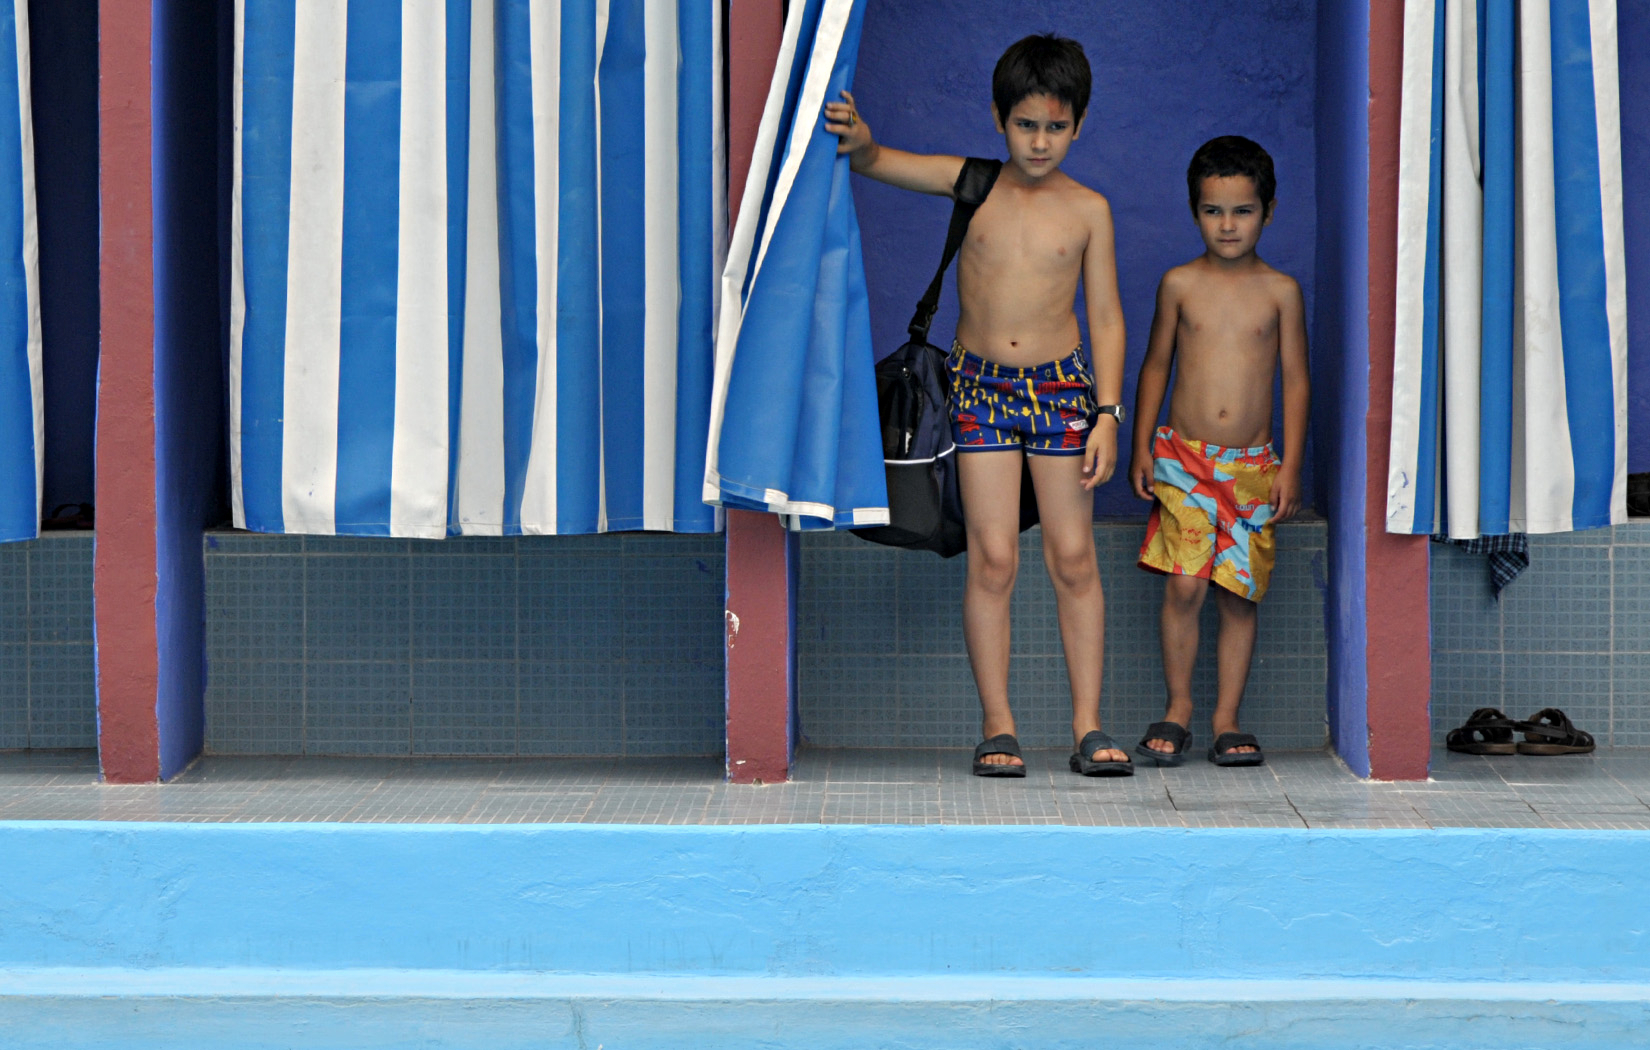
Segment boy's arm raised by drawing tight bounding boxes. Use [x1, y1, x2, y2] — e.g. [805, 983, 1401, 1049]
[1129, 274, 1179, 501]
[1080, 195, 1126, 491]
[824, 92, 964, 196]
[1271, 277, 1310, 522]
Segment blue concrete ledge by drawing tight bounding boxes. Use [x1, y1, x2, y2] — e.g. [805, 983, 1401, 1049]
[3, 823, 1647, 1046]
[3, 971, 1648, 1049]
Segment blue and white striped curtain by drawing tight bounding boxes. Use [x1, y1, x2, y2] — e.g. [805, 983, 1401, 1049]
[232, 0, 722, 536]
[704, 0, 887, 529]
[0, 0, 38, 545]
[1387, 0, 1627, 538]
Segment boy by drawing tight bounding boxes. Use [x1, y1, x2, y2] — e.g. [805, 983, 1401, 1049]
[1129, 136, 1309, 767]
[825, 35, 1132, 777]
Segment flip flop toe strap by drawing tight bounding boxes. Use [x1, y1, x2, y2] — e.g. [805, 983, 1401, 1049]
[1077, 730, 1122, 759]
[974, 733, 1022, 760]
[1212, 732, 1259, 755]
[1140, 721, 1190, 753]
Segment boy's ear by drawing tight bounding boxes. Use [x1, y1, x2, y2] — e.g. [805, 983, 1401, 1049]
[1263, 199, 1277, 225]
[992, 104, 1003, 134]
[1072, 113, 1084, 139]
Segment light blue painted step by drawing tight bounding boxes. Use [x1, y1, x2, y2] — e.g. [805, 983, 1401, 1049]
[4, 971, 1649, 1049]
[3, 823, 1648, 1046]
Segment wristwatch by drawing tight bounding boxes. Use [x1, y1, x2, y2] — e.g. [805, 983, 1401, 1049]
[1095, 404, 1126, 425]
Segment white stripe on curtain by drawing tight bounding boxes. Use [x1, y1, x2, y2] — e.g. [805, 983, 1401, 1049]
[0, 0, 40, 544]
[1387, 0, 1627, 539]
[704, 0, 888, 529]
[231, 0, 721, 537]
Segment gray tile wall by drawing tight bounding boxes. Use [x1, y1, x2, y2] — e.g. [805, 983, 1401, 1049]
[798, 521, 1330, 751]
[0, 533, 96, 749]
[1431, 522, 1650, 747]
[204, 532, 726, 757]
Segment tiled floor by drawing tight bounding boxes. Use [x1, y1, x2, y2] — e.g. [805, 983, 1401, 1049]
[3, 747, 1649, 827]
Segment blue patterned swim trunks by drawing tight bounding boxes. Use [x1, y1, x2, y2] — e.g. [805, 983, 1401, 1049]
[946, 341, 1097, 457]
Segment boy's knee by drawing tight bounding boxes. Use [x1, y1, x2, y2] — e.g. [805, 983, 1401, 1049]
[1214, 586, 1257, 618]
[1163, 575, 1206, 608]
[968, 542, 1019, 594]
[1044, 545, 1098, 592]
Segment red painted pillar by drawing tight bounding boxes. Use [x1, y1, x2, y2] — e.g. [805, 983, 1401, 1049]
[1363, 2, 1430, 780]
[723, 0, 793, 785]
[95, 0, 161, 783]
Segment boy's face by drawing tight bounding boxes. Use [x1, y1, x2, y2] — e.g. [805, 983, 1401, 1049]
[1193, 174, 1272, 261]
[993, 94, 1080, 180]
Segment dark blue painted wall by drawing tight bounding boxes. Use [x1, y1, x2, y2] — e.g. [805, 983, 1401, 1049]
[1624, 0, 1648, 472]
[152, 0, 232, 777]
[1314, 2, 1370, 776]
[850, 0, 1319, 518]
[28, 0, 98, 513]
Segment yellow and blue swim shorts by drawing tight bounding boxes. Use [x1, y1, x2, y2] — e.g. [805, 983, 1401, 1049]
[1138, 425, 1280, 602]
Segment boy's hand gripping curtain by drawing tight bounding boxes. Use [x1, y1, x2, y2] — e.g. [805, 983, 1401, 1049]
[1387, 0, 1627, 538]
[0, 1, 39, 545]
[231, 0, 722, 537]
[702, 0, 888, 530]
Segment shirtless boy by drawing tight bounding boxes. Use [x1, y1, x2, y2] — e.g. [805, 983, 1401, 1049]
[1129, 136, 1310, 768]
[825, 35, 1132, 777]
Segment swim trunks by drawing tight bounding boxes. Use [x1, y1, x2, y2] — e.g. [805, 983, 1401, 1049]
[1138, 425, 1279, 601]
[947, 340, 1097, 456]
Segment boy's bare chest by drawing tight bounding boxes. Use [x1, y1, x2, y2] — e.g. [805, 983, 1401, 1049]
[1178, 291, 1278, 352]
[960, 202, 1086, 277]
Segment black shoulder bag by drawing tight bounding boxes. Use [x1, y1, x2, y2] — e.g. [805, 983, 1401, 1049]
[853, 157, 1039, 558]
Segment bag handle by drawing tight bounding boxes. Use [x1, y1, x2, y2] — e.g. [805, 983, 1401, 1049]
[906, 157, 1003, 341]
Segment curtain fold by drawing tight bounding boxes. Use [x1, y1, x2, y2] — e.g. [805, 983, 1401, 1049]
[702, 0, 887, 530]
[0, 0, 39, 544]
[231, 0, 722, 537]
[1387, 0, 1627, 538]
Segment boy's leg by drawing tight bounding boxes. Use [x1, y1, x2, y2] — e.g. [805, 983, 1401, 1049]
[959, 449, 1025, 768]
[1025, 454, 1125, 763]
[1143, 573, 1207, 754]
[1211, 585, 1259, 753]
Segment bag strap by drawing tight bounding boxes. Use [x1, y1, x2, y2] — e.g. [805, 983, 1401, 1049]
[906, 157, 1003, 341]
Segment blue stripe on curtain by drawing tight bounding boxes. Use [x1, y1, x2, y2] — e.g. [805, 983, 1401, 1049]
[0, 0, 37, 545]
[1477, 0, 1514, 534]
[234, 0, 296, 534]
[553, 0, 601, 532]
[1387, 0, 1626, 538]
[335, 0, 402, 536]
[599, 0, 647, 531]
[1414, 0, 1446, 533]
[705, 0, 888, 530]
[232, 0, 722, 537]
[442, 0, 471, 531]
[671, 0, 720, 534]
[493, 0, 537, 536]
[1550, 1, 1615, 530]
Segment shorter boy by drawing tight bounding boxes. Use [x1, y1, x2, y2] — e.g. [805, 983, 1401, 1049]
[1128, 136, 1309, 767]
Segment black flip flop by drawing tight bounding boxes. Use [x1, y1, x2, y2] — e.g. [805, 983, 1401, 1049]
[1134, 721, 1192, 767]
[1070, 730, 1133, 777]
[1515, 708, 1595, 756]
[972, 733, 1027, 777]
[1208, 731, 1266, 767]
[1445, 707, 1518, 755]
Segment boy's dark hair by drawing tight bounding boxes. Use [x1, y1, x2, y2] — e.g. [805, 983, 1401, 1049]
[992, 34, 1091, 125]
[1187, 136, 1276, 215]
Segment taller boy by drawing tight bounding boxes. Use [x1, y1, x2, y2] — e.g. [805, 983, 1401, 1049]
[826, 36, 1132, 776]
